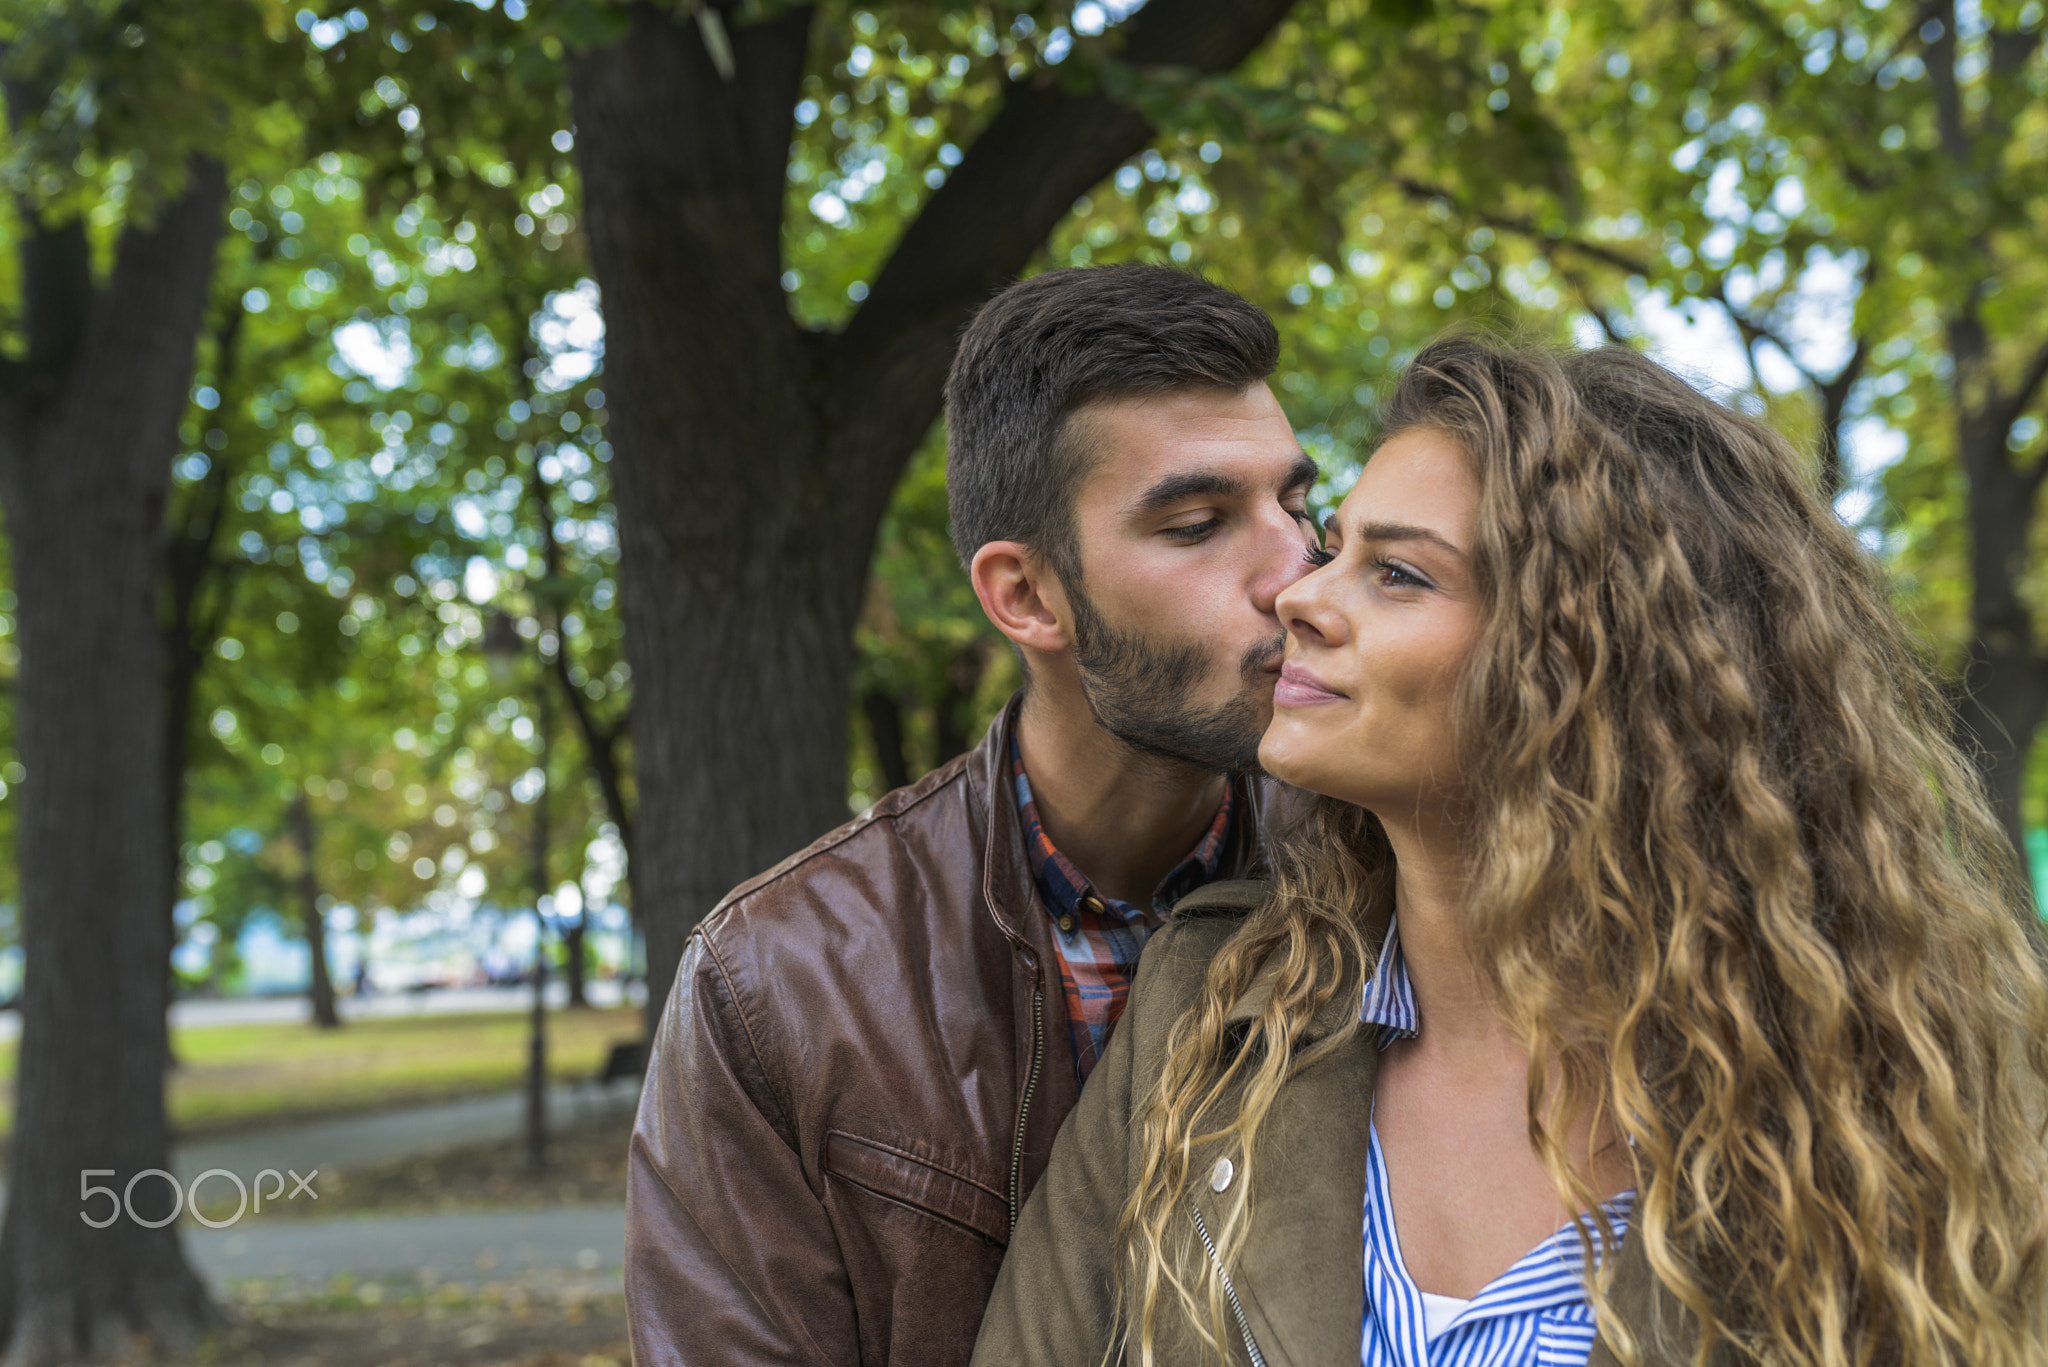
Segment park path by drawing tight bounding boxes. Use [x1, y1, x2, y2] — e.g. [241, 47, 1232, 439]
[184, 1203, 626, 1294]
[170, 1083, 607, 1186]
[170, 1083, 637, 1295]
[0, 1066, 641, 1294]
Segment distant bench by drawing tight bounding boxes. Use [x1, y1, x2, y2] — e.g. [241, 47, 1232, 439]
[580, 1039, 648, 1118]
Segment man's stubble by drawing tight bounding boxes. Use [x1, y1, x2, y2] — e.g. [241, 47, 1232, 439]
[1067, 577, 1282, 776]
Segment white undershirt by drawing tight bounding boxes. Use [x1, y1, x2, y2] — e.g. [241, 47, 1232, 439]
[1419, 1290, 1471, 1342]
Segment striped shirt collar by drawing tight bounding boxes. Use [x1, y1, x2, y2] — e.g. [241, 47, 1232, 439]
[1359, 915, 1420, 1047]
[1364, 1125, 1636, 1357]
[1359, 915, 1637, 1362]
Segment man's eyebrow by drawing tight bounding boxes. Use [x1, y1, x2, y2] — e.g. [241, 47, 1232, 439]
[1338, 519, 1467, 557]
[1123, 453, 1319, 521]
[1123, 470, 1250, 520]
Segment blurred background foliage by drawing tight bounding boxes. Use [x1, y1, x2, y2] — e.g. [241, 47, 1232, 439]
[1, 0, 2044, 1003]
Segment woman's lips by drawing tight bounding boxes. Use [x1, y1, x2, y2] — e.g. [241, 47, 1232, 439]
[1274, 662, 1345, 707]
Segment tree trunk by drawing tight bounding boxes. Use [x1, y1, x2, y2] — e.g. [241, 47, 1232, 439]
[531, 451, 635, 932]
[161, 305, 242, 1056]
[1950, 307, 2048, 890]
[0, 157, 226, 1363]
[529, 457, 594, 1013]
[935, 639, 991, 766]
[526, 681, 552, 1173]
[569, 0, 1300, 1019]
[562, 916, 589, 1009]
[861, 688, 913, 793]
[287, 794, 341, 1030]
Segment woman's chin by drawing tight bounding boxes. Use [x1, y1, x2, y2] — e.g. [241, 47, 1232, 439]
[1257, 726, 1319, 793]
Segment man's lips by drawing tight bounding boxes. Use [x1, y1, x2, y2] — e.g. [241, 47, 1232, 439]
[1274, 662, 1345, 707]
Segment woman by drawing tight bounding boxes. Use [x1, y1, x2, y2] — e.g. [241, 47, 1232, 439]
[969, 335, 2048, 1367]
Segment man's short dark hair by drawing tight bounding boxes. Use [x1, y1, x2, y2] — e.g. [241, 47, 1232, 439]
[943, 264, 1280, 584]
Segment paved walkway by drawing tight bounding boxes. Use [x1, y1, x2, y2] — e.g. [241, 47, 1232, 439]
[171, 1083, 611, 1185]
[169, 1083, 638, 1293]
[186, 1204, 626, 1293]
[0, 1085, 636, 1295]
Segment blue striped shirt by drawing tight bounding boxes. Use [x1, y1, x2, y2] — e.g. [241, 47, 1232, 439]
[1361, 922, 1634, 1366]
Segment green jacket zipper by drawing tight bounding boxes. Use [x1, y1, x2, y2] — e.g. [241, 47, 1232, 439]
[1190, 1201, 1268, 1367]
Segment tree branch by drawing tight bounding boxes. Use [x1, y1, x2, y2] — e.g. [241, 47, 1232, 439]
[1392, 177, 1655, 279]
[2013, 337, 2048, 501]
[20, 214, 93, 383]
[2022, 445, 2048, 504]
[1549, 258, 1630, 344]
[826, 0, 1299, 497]
[2001, 335, 2048, 437]
[530, 453, 634, 857]
[1396, 172, 1881, 495]
[1813, 335, 1870, 498]
[1925, 0, 1971, 161]
[1989, 24, 2042, 79]
[61, 158, 228, 469]
[163, 301, 246, 654]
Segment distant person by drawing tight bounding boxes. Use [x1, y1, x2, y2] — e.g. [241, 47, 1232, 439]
[970, 335, 2048, 1366]
[624, 265, 1323, 1367]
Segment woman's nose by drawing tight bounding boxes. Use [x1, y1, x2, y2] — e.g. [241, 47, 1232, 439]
[1276, 570, 1342, 648]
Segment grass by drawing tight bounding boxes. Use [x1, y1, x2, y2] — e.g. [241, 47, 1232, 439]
[192, 1284, 628, 1365]
[0, 1006, 646, 1142]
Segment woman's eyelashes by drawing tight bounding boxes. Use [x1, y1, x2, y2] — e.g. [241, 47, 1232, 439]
[1301, 544, 1431, 588]
[1372, 555, 1432, 589]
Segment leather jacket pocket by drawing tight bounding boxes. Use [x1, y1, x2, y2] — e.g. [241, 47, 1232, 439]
[823, 1129, 1009, 1245]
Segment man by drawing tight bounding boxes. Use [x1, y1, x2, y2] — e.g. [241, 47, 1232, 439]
[626, 264, 1319, 1366]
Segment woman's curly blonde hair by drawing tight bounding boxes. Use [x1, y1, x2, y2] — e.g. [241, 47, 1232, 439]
[1118, 334, 2048, 1367]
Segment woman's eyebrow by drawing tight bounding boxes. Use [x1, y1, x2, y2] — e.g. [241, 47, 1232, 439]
[1341, 519, 1466, 557]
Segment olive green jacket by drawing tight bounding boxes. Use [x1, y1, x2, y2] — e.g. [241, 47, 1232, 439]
[969, 882, 1713, 1367]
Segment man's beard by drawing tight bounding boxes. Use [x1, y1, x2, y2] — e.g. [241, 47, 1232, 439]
[1067, 580, 1282, 776]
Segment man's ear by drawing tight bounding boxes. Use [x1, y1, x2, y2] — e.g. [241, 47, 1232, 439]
[970, 540, 1071, 655]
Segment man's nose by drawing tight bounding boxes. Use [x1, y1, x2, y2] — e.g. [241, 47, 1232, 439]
[1250, 510, 1317, 615]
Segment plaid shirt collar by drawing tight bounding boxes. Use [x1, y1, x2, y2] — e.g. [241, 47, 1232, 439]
[1008, 731, 1235, 928]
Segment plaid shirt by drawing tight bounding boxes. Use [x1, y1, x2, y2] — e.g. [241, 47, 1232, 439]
[1010, 734, 1235, 1082]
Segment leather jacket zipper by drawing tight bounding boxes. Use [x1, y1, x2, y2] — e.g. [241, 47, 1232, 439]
[1008, 980, 1044, 1233]
[1190, 1201, 1267, 1367]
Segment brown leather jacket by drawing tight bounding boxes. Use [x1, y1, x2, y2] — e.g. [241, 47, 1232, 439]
[624, 698, 1274, 1367]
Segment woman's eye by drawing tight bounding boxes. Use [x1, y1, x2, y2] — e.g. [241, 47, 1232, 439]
[1303, 545, 1335, 568]
[1162, 518, 1220, 542]
[1373, 556, 1430, 588]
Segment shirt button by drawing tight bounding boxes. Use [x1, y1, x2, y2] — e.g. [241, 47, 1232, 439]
[1082, 896, 1106, 915]
[1057, 915, 1076, 934]
[1210, 1156, 1234, 1193]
